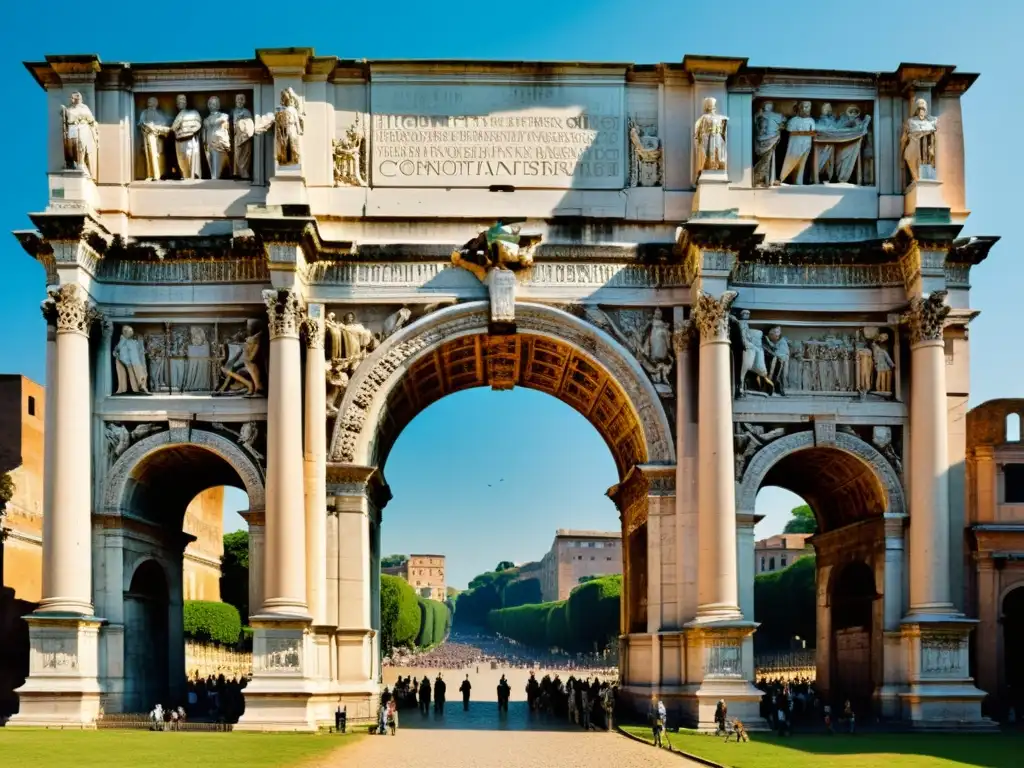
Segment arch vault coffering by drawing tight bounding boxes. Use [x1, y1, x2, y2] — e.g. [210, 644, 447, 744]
[328, 301, 675, 477]
[737, 431, 905, 533]
[104, 428, 266, 523]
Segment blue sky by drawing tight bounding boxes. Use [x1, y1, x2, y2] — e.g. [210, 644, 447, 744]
[3, 1, 1019, 588]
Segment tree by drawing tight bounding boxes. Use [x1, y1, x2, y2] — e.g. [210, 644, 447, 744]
[753, 554, 816, 652]
[0, 472, 12, 582]
[783, 504, 817, 534]
[382, 554, 408, 569]
[220, 530, 250, 621]
[495, 561, 516, 572]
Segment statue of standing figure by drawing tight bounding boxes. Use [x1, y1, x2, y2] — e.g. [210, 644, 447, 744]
[872, 332, 895, 394]
[170, 94, 202, 180]
[780, 101, 815, 185]
[113, 326, 149, 394]
[202, 96, 231, 180]
[137, 97, 170, 181]
[753, 101, 786, 187]
[641, 308, 674, 390]
[901, 98, 938, 182]
[693, 97, 728, 179]
[231, 94, 256, 180]
[61, 92, 99, 179]
[275, 88, 304, 166]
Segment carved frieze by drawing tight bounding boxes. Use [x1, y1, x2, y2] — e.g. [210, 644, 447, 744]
[104, 422, 164, 462]
[627, 118, 662, 188]
[704, 638, 743, 678]
[581, 307, 674, 397]
[920, 635, 965, 675]
[211, 421, 264, 463]
[333, 117, 367, 187]
[732, 262, 904, 287]
[735, 423, 787, 482]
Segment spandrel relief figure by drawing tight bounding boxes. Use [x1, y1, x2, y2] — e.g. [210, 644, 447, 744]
[61, 92, 98, 179]
[628, 120, 662, 188]
[216, 320, 264, 396]
[202, 96, 231, 180]
[275, 87, 304, 167]
[693, 97, 728, 179]
[872, 426, 903, 478]
[753, 101, 786, 187]
[381, 307, 412, 340]
[113, 325, 149, 394]
[171, 94, 202, 180]
[901, 98, 938, 182]
[731, 310, 774, 397]
[325, 311, 377, 364]
[333, 117, 367, 186]
[231, 94, 255, 180]
[735, 423, 787, 480]
[137, 97, 170, 181]
[582, 307, 672, 394]
[780, 101, 815, 185]
[641, 308, 674, 390]
[105, 422, 163, 461]
[326, 358, 355, 417]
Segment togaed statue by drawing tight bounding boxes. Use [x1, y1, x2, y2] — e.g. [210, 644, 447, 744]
[113, 325, 149, 394]
[450, 220, 543, 282]
[275, 87, 304, 166]
[61, 92, 99, 179]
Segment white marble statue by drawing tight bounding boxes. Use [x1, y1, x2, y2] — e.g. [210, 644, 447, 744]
[113, 326, 149, 394]
[764, 326, 790, 395]
[628, 121, 662, 187]
[183, 326, 213, 391]
[105, 423, 130, 459]
[170, 94, 202, 180]
[137, 97, 170, 181]
[326, 312, 377, 364]
[231, 94, 255, 180]
[326, 358, 355, 416]
[217, 320, 263, 396]
[901, 98, 938, 182]
[381, 307, 412, 340]
[202, 96, 231, 180]
[693, 97, 728, 178]
[641, 308, 673, 387]
[61, 92, 98, 179]
[753, 101, 786, 187]
[780, 101, 815, 185]
[333, 117, 366, 186]
[833, 106, 872, 184]
[275, 87, 304, 166]
[815, 103, 838, 182]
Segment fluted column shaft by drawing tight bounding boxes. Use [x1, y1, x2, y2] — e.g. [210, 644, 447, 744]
[261, 288, 308, 616]
[906, 293, 953, 614]
[302, 308, 327, 625]
[693, 292, 742, 621]
[40, 285, 94, 615]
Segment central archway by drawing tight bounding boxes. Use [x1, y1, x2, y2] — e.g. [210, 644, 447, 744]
[328, 301, 675, 473]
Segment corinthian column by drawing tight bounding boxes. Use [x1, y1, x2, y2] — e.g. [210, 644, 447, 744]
[302, 307, 327, 626]
[261, 288, 308, 616]
[691, 290, 743, 622]
[39, 285, 94, 615]
[905, 290, 954, 615]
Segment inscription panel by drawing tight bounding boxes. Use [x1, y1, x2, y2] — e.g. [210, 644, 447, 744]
[370, 83, 625, 188]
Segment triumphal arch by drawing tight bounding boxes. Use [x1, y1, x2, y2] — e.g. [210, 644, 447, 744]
[11, 49, 999, 730]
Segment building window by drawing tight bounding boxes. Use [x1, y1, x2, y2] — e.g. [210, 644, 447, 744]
[781, 555, 788, 568]
[590, 556, 596, 561]
[1006, 464, 1024, 503]
[27, 395, 36, 416]
[760, 557, 766, 572]
[595, 542, 604, 549]
[587, 542, 595, 548]
[1008, 413, 1022, 442]
[607, 557, 612, 561]
[769, 557, 775, 571]
[578, 556, 583, 560]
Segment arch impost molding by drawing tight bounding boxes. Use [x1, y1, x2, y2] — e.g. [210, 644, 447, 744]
[327, 300, 675, 470]
[103, 428, 266, 514]
[326, 462, 392, 511]
[735, 429, 906, 517]
[608, 464, 676, 534]
[240, 507, 267, 528]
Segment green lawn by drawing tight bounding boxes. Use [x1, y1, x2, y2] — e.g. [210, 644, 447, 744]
[620, 725, 1024, 768]
[0, 729, 360, 768]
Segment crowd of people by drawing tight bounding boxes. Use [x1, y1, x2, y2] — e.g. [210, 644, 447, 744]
[184, 674, 248, 723]
[525, 672, 617, 730]
[756, 676, 858, 735]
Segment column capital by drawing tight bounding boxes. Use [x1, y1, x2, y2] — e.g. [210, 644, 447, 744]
[326, 463, 392, 511]
[263, 287, 304, 339]
[902, 290, 951, 346]
[672, 319, 695, 354]
[47, 284, 97, 336]
[301, 315, 324, 350]
[691, 290, 737, 343]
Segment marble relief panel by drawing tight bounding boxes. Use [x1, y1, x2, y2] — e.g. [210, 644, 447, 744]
[111, 320, 266, 397]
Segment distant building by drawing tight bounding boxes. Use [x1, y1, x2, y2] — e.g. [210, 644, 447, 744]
[182, 488, 225, 601]
[384, 554, 446, 602]
[539, 530, 621, 602]
[754, 533, 813, 574]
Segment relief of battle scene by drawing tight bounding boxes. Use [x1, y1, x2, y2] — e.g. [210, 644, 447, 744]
[730, 313, 896, 400]
[572, 306, 675, 398]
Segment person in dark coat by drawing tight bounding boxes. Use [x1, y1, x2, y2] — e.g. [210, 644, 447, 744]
[434, 674, 447, 714]
[419, 676, 432, 714]
[459, 675, 472, 711]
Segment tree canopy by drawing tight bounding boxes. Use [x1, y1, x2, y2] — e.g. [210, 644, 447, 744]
[382, 554, 408, 569]
[783, 504, 818, 534]
[220, 531, 249, 621]
[495, 561, 516, 572]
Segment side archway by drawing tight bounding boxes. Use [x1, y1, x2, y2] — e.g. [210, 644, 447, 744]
[327, 301, 675, 476]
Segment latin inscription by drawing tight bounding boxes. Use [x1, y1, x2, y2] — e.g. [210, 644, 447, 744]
[370, 84, 625, 189]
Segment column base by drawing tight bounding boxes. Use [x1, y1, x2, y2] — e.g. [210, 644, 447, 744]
[898, 616, 996, 730]
[681, 621, 766, 731]
[8, 614, 103, 728]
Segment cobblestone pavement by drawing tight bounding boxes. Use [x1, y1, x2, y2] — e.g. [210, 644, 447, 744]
[325, 706, 699, 768]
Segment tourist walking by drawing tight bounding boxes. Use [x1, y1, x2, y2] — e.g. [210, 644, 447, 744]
[419, 676, 432, 714]
[434, 674, 447, 714]
[843, 699, 855, 733]
[460, 675, 472, 710]
[378, 699, 388, 735]
[387, 698, 398, 735]
[714, 699, 728, 736]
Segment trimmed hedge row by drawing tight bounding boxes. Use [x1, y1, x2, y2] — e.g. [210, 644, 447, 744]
[486, 574, 621, 652]
[381, 574, 422, 654]
[183, 600, 242, 646]
[753, 554, 816, 652]
[416, 598, 449, 648]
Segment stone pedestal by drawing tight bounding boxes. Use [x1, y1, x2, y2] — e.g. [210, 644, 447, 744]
[267, 167, 308, 207]
[9, 616, 103, 727]
[681, 624, 766, 730]
[692, 169, 732, 214]
[236, 617, 317, 731]
[48, 170, 98, 213]
[904, 178, 945, 216]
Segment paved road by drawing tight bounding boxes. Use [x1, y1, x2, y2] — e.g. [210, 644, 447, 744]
[332, 726, 698, 768]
